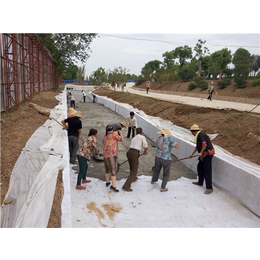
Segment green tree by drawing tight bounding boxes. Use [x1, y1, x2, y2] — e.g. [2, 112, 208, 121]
[193, 39, 210, 77]
[162, 51, 175, 69]
[141, 60, 162, 81]
[108, 66, 129, 84]
[92, 67, 107, 83]
[189, 57, 199, 73]
[135, 75, 145, 86]
[76, 66, 86, 84]
[219, 48, 232, 79]
[201, 55, 211, 78]
[126, 73, 138, 82]
[63, 64, 78, 80]
[38, 33, 97, 75]
[209, 48, 232, 79]
[155, 67, 178, 83]
[208, 52, 223, 80]
[222, 67, 234, 78]
[233, 48, 251, 88]
[173, 45, 192, 71]
[178, 66, 196, 82]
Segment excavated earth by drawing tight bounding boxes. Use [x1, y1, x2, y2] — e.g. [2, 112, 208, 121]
[1, 80, 259, 227]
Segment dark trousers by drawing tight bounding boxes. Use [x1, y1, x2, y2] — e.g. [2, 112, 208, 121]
[152, 156, 171, 189]
[83, 96, 86, 102]
[122, 149, 139, 189]
[197, 155, 213, 189]
[70, 100, 75, 108]
[146, 87, 150, 94]
[127, 127, 135, 138]
[68, 135, 79, 164]
[207, 91, 212, 100]
[77, 155, 88, 185]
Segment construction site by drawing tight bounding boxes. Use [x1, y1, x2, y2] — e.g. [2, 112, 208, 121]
[0, 34, 259, 260]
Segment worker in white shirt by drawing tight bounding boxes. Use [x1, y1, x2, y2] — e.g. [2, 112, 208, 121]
[81, 90, 86, 102]
[126, 111, 137, 138]
[122, 127, 148, 192]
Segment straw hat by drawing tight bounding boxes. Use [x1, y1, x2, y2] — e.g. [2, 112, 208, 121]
[120, 121, 127, 127]
[189, 124, 202, 131]
[68, 108, 77, 116]
[158, 128, 171, 138]
[74, 111, 82, 118]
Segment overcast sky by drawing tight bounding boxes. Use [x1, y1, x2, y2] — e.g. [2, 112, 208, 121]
[3, 2, 259, 78]
[80, 33, 259, 77]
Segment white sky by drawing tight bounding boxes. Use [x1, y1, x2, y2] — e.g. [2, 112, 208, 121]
[81, 33, 259, 76]
[3, 2, 259, 78]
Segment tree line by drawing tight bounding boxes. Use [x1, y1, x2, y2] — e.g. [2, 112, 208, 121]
[39, 34, 260, 88]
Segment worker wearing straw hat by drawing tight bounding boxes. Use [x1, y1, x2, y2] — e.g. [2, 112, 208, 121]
[151, 128, 179, 192]
[61, 110, 83, 164]
[189, 124, 215, 194]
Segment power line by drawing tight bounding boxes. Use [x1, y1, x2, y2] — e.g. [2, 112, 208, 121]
[99, 33, 260, 49]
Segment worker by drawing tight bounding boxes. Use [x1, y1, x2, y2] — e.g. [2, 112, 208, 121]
[189, 124, 215, 194]
[126, 111, 137, 138]
[151, 128, 179, 192]
[122, 127, 148, 192]
[61, 110, 82, 164]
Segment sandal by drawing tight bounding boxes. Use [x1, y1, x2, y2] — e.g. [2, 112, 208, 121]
[110, 185, 119, 192]
[106, 182, 111, 187]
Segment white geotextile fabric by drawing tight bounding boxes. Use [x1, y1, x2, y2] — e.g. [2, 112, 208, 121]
[91, 93, 259, 176]
[1, 92, 68, 228]
[89, 93, 260, 217]
[69, 176, 260, 228]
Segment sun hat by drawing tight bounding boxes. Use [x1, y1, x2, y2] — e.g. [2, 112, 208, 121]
[158, 128, 171, 138]
[120, 121, 127, 127]
[189, 124, 202, 131]
[74, 111, 82, 118]
[68, 108, 77, 116]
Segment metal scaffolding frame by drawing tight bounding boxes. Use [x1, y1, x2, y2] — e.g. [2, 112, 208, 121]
[0, 33, 57, 111]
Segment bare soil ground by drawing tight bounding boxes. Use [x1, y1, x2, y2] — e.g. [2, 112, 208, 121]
[1, 90, 62, 228]
[1, 80, 259, 228]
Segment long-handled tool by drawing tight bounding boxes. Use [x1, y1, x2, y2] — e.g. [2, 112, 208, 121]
[51, 117, 67, 130]
[118, 154, 144, 167]
[175, 155, 198, 161]
[151, 155, 198, 171]
[244, 102, 260, 116]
